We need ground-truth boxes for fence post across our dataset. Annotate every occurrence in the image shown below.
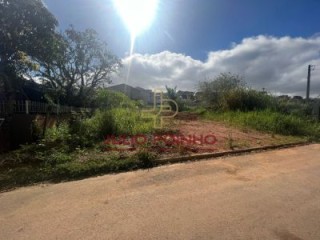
[25,100,30,114]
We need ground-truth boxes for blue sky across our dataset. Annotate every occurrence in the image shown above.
[44,0,320,59]
[44,0,320,95]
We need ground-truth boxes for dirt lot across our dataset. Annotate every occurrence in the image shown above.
[105,113,304,157]
[144,113,304,156]
[175,119,302,153]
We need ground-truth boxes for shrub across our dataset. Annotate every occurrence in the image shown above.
[224,89,276,111]
[133,150,157,168]
[199,73,246,109]
[45,122,72,144]
[70,110,116,147]
[50,108,154,149]
[203,110,320,139]
[111,108,153,135]
[93,89,137,109]
[276,99,312,117]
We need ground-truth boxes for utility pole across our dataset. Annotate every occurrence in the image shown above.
[306,65,315,100]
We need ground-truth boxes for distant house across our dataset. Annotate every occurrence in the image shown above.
[293,96,303,101]
[108,84,153,105]
[277,95,291,100]
[177,91,195,101]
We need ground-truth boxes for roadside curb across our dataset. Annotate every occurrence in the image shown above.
[154,141,311,165]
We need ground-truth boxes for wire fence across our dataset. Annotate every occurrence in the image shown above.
[0,100,92,115]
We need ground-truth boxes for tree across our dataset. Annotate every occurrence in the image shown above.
[0,0,58,86]
[199,73,246,109]
[38,27,121,106]
[165,86,185,112]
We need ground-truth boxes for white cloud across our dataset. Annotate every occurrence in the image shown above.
[113,35,320,96]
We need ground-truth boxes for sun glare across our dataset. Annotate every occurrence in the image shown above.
[113,0,159,38]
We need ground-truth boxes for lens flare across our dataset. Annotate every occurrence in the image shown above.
[113,0,159,89]
[113,0,159,38]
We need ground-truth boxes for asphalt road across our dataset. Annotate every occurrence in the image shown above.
[1,144,320,240]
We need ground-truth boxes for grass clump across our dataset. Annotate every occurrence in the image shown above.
[67,108,154,148]
[0,149,158,191]
[201,110,320,140]
[0,101,155,191]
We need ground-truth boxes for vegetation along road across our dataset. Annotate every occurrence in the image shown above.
[1,144,320,240]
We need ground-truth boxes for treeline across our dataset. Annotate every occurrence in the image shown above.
[194,73,320,139]
[0,0,121,107]
[198,73,313,117]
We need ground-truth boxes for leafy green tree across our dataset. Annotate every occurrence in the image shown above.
[0,0,58,90]
[38,27,121,106]
[199,73,280,111]
[165,86,185,112]
[199,73,246,109]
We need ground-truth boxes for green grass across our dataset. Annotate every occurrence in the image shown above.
[110,108,154,135]
[0,105,156,192]
[201,110,320,140]
[3,105,318,192]
[0,149,157,192]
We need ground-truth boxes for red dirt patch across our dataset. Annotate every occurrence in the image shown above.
[166,114,302,154]
[104,113,303,157]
